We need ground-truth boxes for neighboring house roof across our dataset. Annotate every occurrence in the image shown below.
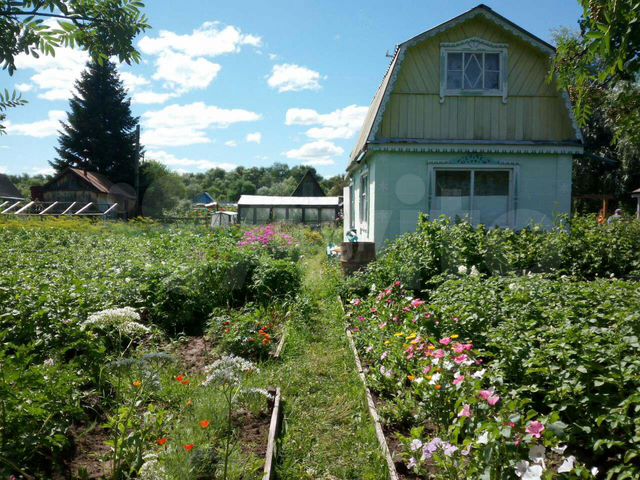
[349,3,582,169]
[0,174,24,200]
[193,192,215,204]
[238,195,340,207]
[291,170,326,197]
[44,168,136,199]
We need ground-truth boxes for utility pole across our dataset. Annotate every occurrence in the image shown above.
[134,124,141,217]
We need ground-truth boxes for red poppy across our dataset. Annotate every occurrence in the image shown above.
[199,420,210,429]
[157,438,168,446]
[181,379,190,385]
[184,444,195,452]
[176,375,184,382]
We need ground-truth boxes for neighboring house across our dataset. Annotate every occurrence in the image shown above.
[633,188,640,219]
[291,170,326,197]
[0,174,24,202]
[34,168,136,217]
[238,195,340,225]
[344,4,583,250]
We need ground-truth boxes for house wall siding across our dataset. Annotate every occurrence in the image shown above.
[367,151,572,250]
[378,16,576,142]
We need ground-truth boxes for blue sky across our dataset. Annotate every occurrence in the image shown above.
[0,0,583,178]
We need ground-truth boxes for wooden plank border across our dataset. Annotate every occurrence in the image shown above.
[262,387,283,480]
[269,328,287,360]
[339,297,399,480]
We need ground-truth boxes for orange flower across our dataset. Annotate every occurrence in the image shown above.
[181,379,190,385]
[199,420,210,429]
[184,444,195,452]
[132,380,142,388]
[157,438,168,446]
[185,399,193,407]
[407,375,415,382]
[176,375,184,382]
[427,345,436,351]
[435,384,442,390]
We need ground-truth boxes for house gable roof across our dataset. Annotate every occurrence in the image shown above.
[44,168,136,199]
[349,4,582,170]
[0,174,23,200]
[291,170,326,197]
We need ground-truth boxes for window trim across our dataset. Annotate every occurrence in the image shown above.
[440,38,508,103]
[359,171,369,234]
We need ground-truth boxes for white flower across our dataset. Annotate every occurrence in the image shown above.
[138,455,167,480]
[407,457,417,470]
[528,445,546,468]
[557,456,575,474]
[82,307,150,338]
[591,467,599,476]
[472,368,486,379]
[515,460,543,480]
[202,355,257,386]
[380,351,388,361]
[457,265,468,275]
[43,358,55,367]
[410,439,423,451]
[477,431,489,445]
[414,377,424,384]
[551,445,567,454]
[470,265,480,277]
[443,361,454,370]
[428,373,441,385]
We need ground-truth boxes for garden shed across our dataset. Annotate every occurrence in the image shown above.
[291,170,325,197]
[633,188,640,219]
[237,195,340,225]
[34,167,136,217]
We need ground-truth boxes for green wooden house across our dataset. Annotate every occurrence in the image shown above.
[344,4,583,250]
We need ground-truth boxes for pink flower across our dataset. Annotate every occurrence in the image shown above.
[422,366,432,375]
[439,337,452,346]
[352,299,362,306]
[411,299,426,308]
[379,322,387,329]
[453,354,468,364]
[463,343,474,351]
[358,316,366,322]
[487,394,500,406]
[453,375,465,386]
[403,307,412,313]
[458,404,472,418]
[479,390,493,400]
[526,421,545,438]
[433,349,446,359]
[394,281,402,287]
[452,343,466,354]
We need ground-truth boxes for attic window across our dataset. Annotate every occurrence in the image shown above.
[440,38,508,103]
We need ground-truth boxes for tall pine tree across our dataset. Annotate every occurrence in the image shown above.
[52,60,141,186]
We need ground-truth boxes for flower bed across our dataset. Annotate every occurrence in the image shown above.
[346,278,639,479]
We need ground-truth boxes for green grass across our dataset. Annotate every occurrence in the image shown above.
[254,253,388,479]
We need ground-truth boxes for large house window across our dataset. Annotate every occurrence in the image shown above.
[431,168,512,227]
[440,38,508,102]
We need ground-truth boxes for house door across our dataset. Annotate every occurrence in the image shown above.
[430,168,512,227]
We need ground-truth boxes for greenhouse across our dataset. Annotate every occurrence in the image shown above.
[237,195,341,225]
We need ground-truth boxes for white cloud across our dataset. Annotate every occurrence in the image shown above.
[268,53,278,61]
[225,140,238,147]
[15,48,88,101]
[285,104,368,140]
[15,83,33,93]
[152,51,221,91]
[31,166,55,176]
[147,150,237,172]
[119,71,150,91]
[138,22,261,57]
[285,140,343,165]
[132,91,177,105]
[246,132,262,144]
[0,165,7,174]
[267,64,323,92]
[5,110,66,138]
[141,102,261,147]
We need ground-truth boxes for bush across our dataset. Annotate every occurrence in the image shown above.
[250,257,301,304]
[342,215,640,298]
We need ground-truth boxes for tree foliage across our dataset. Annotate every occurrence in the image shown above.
[0,0,149,130]
[52,59,141,186]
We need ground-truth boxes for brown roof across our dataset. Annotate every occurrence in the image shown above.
[45,168,136,199]
[0,174,23,200]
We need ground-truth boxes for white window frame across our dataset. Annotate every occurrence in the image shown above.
[440,38,508,103]
[428,164,516,227]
